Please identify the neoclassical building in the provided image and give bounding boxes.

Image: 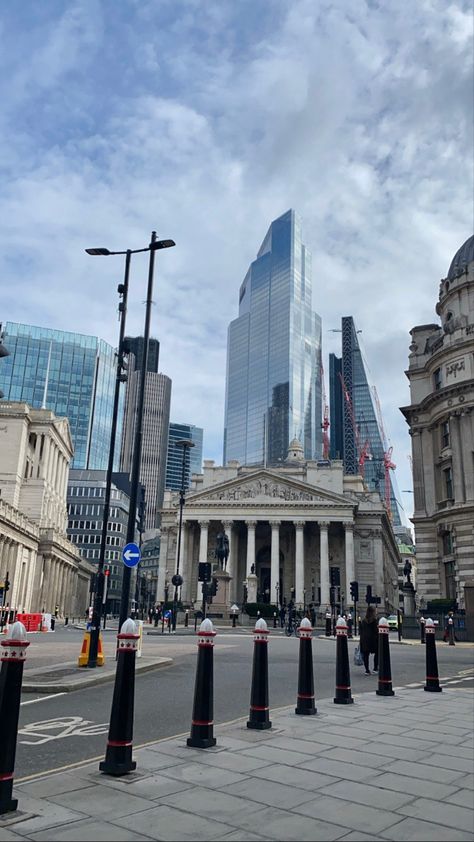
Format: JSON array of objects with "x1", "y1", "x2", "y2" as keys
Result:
[
  {"x1": 401, "y1": 234, "x2": 474, "y2": 609},
  {"x1": 159, "y1": 441, "x2": 401, "y2": 615},
  {"x1": 0, "y1": 402, "x2": 92, "y2": 615}
]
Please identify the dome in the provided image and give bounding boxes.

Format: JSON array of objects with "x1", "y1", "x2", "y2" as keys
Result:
[
  {"x1": 286, "y1": 437, "x2": 304, "y2": 462},
  {"x1": 447, "y1": 235, "x2": 474, "y2": 280}
]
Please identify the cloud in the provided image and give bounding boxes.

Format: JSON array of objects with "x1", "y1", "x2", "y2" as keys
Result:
[{"x1": 0, "y1": 0, "x2": 472, "y2": 523}]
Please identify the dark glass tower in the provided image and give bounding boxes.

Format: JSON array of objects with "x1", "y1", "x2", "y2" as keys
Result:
[
  {"x1": 224, "y1": 209, "x2": 322, "y2": 466},
  {"x1": 165, "y1": 422, "x2": 203, "y2": 491},
  {"x1": 329, "y1": 316, "x2": 402, "y2": 525}
]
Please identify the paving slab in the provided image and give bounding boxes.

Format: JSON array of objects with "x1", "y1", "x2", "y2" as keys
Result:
[
  {"x1": 26, "y1": 818, "x2": 154, "y2": 841},
  {"x1": 379, "y1": 816, "x2": 474, "y2": 841},
  {"x1": 111, "y1": 803, "x2": 236, "y2": 840},
  {"x1": 397, "y1": 796, "x2": 474, "y2": 833},
  {"x1": 293, "y1": 794, "x2": 402, "y2": 835},
  {"x1": 316, "y1": 779, "x2": 414, "y2": 811}
]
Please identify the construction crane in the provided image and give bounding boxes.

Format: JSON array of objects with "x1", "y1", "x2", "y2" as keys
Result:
[
  {"x1": 320, "y1": 361, "x2": 330, "y2": 460},
  {"x1": 338, "y1": 372, "x2": 371, "y2": 479},
  {"x1": 372, "y1": 386, "x2": 396, "y2": 520}
]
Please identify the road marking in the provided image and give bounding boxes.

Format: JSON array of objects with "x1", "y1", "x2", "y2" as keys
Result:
[
  {"x1": 21, "y1": 693, "x2": 66, "y2": 706},
  {"x1": 18, "y1": 716, "x2": 109, "y2": 745}
]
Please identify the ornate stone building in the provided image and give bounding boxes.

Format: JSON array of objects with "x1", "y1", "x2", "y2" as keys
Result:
[
  {"x1": 401, "y1": 235, "x2": 474, "y2": 609},
  {"x1": 159, "y1": 441, "x2": 400, "y2": 615},
  {"x1": 0, "y1": 402, "x2": 92, "y2": 615}
]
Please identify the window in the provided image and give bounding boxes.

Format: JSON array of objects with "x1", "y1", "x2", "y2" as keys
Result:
[
  {"x1": 442, "y1": 532, "x2": 453, "y2": 555},
  {"x1": 444, "y1": 467, "x2": 453, "y2": 500},
  {"x1": 445, "y1": 560, "x2": 456, "y2": 599},
  {"x1": 433, "y1": 368, "x2": 442, "y2": 391},
  {"x1": 441, "y1": 420, "x2": 450, "y2": 449}
]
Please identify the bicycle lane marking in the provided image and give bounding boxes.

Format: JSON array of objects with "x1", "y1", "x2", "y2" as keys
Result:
[{"x1": 18, "y1": 716, "x2": 109, "y2": 745}]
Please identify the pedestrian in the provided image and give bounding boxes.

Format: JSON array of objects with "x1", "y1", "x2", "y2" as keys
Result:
[
  {"x1": 309, "y1": 603, "x2": 316, "y2": 627},
  {"x1": 359, "y1": 605, "x2": 379, "y2": 675},
  {"x1": 279, "y1": 604, "x2": 286, "y2": 628},
  {"x1": 346, "y1": 609, "x2": 353, "y2": 638},
  {"x1": 443, "y1": 610, "x2": 457, "y2": 643}
]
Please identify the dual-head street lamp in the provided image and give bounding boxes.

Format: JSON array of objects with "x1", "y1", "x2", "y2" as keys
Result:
[
  {"x1": 171, "y1": 439, "x2": 195, "y2": 631},
  {"x1": 84, "y1": 232, "x2": 175, "y2": 667}
]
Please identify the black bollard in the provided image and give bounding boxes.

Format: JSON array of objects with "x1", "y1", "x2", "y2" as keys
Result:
[
  {"x1": 184, "y1": 609, "x2": 189, "y2": 628},
  {"x1": 273, "y1": 612, "x2": 277, "y2": 629},
  {"x1": 448, "y1": 615, "x2": 455, "y2": 646},
  {"x1": 295, "y1": 618, "x2": 316, "y2": 715},
  {"x1": 420, "y1": 615, "x2": 426, "y2": 644},
  {"x1": 376, "y1": 617, "x2": 394, "y2": 697},
  {"x1": 334, "y1": 616, "x2": 353, "y2": 705},
  {"x1": 325, "y1": 609, "x2": 332, "y2": 637},
  {"x1": 424, "y1": 618, "x2": 442, "y2": 693},
  {"x1": 187, "y1": 619, "x2": 216, "y2": 748},
  {"x1": 100, "y1": 618, "x2": 139, "y2": 775},
  {"x1": 347, "y1": 614, "x2": 353, "y2": 639},
  {"x1": 0, "y1": 622, "x2": 30, "y2": 814},
  {"x1": 232, "y1": 612, "x2": 237, "y2": 628},
  {"x1": 247, "y1": 618, "x2": 272, "y2": 730}
]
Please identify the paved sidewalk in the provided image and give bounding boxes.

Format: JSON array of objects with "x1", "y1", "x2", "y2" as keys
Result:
[{"x1": 1, "y1": 686, "x2": 472, "y2": 841}]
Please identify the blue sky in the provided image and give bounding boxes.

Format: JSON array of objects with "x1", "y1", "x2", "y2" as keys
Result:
[{"x1": 0, "y1": 0, "x2": 472, "y2": 524}]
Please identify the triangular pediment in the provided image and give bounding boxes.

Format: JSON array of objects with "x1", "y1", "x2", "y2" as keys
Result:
[
  {"x1": 53, "y1": 417, "x2": 74, "y2": 456},
  {"x1": 186, "y1": 469, "x2": 351, "y2": 507}
]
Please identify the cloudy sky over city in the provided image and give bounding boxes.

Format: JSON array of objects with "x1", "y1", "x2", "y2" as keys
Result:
[{"x1": 0, "y1": 0, "x2": 472, "y2": 523}]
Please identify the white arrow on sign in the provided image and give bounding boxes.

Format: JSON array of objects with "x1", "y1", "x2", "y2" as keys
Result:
[{"x1": 124, "y1": 549, "x2": 140, "y2": 562}]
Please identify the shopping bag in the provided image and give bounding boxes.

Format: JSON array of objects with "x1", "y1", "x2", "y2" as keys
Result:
[{"x1": 354, "y1": 645, "x2": 363, "y2": 666}]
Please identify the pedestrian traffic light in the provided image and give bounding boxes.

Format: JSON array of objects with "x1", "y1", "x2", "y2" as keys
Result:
[{"x1": 350, "y1": 581, "x2": 359, "y2": 601}]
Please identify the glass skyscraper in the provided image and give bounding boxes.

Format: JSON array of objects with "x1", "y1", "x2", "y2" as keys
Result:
[
  {"x1": 0, "y1": 322, "x2": 119, "y2": 470},
  {"x1": 224, "y1": 209, "x2": 322, "y2": 466},
  {"x1": 329, "y1": 316, "x2": 403, "y2": 526},
  {"x1": 166, "y1": 422, "x2": 203, "y2": 491}
]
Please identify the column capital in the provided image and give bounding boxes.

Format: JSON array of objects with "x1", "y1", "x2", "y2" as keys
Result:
[
  {"x1": 294, "y1": 520, "x2": 305, "y2": 529},
  {"x1": 198, "y1": 520, "x2": 210, "y2": 528},
  {"x1": 343, "y1": 522, "x2": 355, "y2": 532},
  {"x1": 245, "y1": 520, "x2": 257, "y2": 528},
  {"x1": 270, "y1": 520, "x2": 281, "y2": 529},
  {"x1": 222, "y1": 520, "x2": 233, "y2": 530},
  {"x1": 318, "y1": 520, "x2": 330, "y2": 529}
]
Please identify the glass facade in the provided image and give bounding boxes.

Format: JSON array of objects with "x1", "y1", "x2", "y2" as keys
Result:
[
  {"x1": 329, "y1": 316, "x2": 403, "y2": 526},
  {"x1": 224, "y1": 209, "x2": 322, "y2": 466},
  {"x1": 165, "y1": 422, "x2": 203, "y2": 490},
  {"x1": 0, "y1": 322, "x2": 119, "y2": 469}
]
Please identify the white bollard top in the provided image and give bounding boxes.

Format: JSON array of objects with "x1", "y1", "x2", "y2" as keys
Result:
[
  {"x1": 255, "y1": 618, "x2": 268, "y2": 631},
  {"x1": 425, "y1": 618, "x2": 434, "y2": 627},
  {"x1": 200, "y1": 618, "x2": 214, "y2": 633},
  {"x1": 231, "y1": 604, "x2": 239, "y2": 613},
  {"x1": 121, "y1": 618, "x2": 138, "y2": 635},
  {"x1": 299, "y1": 617, "x2": 312, "y2": 629},
  {"x1": 378, "y1": 616, "x2": 388, "y2": 627},
  {"x1": 7, "y1": 621, "x2": 27, "y2": 641},
  {"x1": 336, "y1": 616, "x2": 347, "y2": 628}
]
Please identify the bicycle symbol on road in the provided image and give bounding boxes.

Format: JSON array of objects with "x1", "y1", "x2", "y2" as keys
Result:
[{"x1": 18, "y1": 716, "x2": 109, "y2": 745}]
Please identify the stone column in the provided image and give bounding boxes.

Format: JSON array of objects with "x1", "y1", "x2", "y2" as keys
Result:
[
  {"x1": 40, "y1": 555, "x2": 50, "y2": 610},
  {"x1": 223, "y1": 520, "x2": 234, "y2": 587},
  {"x1": 9, "y1": 542, "x2": 21, "y2": 609},
  {"x1": 245, "y1": 521, "x2": 256, "y2": 577},
  {"x1": 319, "y1": 521, "x2": 330, "y2": 608},
  {"x1": 295, "y1": 521, "x2": 305, "y2": 606},
  {"x1": 451, "y1": 413, "x2": 466, "y2": 503},
  {"x1": 270, "y1": 521, "x2": 280, "y2": 606},
  {"x1": 0, "y1": 536, "x2": 6, "y2": 581},
  {"x1": 180, "y1": 522, "x2": 190, "y2": 602},
  {"x1": 157, "y1": 527, "x2": 170, "y2": 602},
  {"x1": 198, "y1": 520, "x2": 209, "y2": 564},
  {"x1": 373, "y1": 528, "x2": 384, "y2": 600},
  {"x1": 344, "y1": 523, "x2": 355, "y2": 601}
]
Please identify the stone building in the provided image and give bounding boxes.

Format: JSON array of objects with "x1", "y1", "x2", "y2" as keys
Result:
[
  {"x1": 0, "y1": 402, "x2": 92, "y2": 615},
  {"x1": 159, "y1": 441, "x2": 400, "y2": 616},
  {"x1": 401, "y1": 234, "x2": 474, "y2": 609}
]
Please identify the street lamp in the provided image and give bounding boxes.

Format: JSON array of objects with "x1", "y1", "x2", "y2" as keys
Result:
[
  {"x1": 171, "y1": 438, "x2": 195, "y2": 631},
  {"x1": 275, "y1": 580, "x2": 280, "y2": 607},
  {"x1": 85, "y1": 233, "x2": 175, "y2": 666}
]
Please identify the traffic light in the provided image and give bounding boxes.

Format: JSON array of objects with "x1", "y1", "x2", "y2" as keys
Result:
[
  {"x1": 210, "y1": 577, "x2": 218, "y2": 597},
  {"x1": 365, "y1": 584, "x2": 372, "y2": 603},
  {"x1": 330, "y1": 567, "x2": 340, "y2": 587},
  {"x1": 198, "y1": 562, "x2": 211, "y2": 582},
  {"x1": 350, "y1": 581, "x2": 359, "y2": 601}
]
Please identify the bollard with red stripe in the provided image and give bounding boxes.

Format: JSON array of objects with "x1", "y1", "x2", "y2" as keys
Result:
[
  {"x1": 334, "y1": 616, "x2": 353, "y2": 705},
  {"x1": 376, "y1": 617, "x2": 394, "y2": 697},
  {"x1": 0, "y1": 621, "x2": 30, "y2": 814},
  {"x1": 424, "y1": 618, "x2": 442, "y2": 693},
  {"x1": 187, "y1": 618, "x2": 217, "y2": 748},
  {"x1": 247, "y1": 618, "x2": 271, "y2": 729},
  {"x1": 295, "y1": 618, "x2": 316, "y2": 715},
  {"x1": 99, "y1": 618, "x2": 139, "y2": 775}
]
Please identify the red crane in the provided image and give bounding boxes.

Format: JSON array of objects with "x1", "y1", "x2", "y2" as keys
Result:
[
  {"x1": 321, "y1": 361, "x2": 330, "y2": 460},
  {"x1": 338, "y1": 372, "x2": 371, "y2": 478},
  {"x1": 372, "y1": 386, "x2": 396, "y2": 520}
]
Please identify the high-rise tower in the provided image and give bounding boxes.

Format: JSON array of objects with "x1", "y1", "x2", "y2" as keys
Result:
[
  {"x1": 223, "y1": 209, "x2": 322, "y2": 466},
  {"x1": 166, "y1": 422, "x2": 203, "y2": 491},
  {"x1": 329, "y1": 316, "x2": 403, "y2": 526}
]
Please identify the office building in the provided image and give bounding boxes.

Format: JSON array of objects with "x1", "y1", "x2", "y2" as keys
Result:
[
  {"x1": 401, "y1": 234, "x2": 474, "y2": 610},
  {"x1": 166, "y1": 422, "x2": 203, "y2": 491},
  {"x1": 223, "y1": 209, "x2": 322, "y2": 467},
  {"x1": 120, "y1": 337, "x2": 171, "y2": 531},
  {"x1": 329, "y1": 317, "x2": 403, "y2": 526},
  {"x1": 0, "y1": 322, "x2": 119, "y2": 470}
]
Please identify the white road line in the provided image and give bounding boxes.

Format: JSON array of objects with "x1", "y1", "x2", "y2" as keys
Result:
[{"x1": 21, "y1": 693, "x2": 66, "y2": 706}]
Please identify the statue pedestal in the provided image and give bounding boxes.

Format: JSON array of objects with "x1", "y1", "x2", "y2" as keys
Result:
[
  {"x1": 212, "y1": 569, "x2": 232, "y2": 609},
  {"x1": 247, "y1": 574, "x2": 258, "y2": 604},
  {"x1": 402, "y1": 583, "x2": 416, "y2": 617}
]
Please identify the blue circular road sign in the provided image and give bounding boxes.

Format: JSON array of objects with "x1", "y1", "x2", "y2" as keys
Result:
[{"x1": 122, "y1": 542, "x2": 141, "y2": 568}]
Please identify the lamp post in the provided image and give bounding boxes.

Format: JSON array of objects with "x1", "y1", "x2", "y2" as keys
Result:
[
  {"x1": 275, "y1": 580, "x2": 279, "y2": 607},
  {"x1": 171, "y1": 439, "x2": 195, "y2": 632}
]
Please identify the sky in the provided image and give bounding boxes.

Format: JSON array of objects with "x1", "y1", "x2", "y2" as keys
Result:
[{"x1": 0, "y1": 0, "x2": 472, "y2": 527}]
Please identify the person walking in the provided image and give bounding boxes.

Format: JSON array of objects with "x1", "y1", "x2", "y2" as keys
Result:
[
  {"x1": 279, "y1": 604, "x2": 286, "y2": 629},
  {"x1": 359, "y1": 605, "x2": 379, "y2": 675}
]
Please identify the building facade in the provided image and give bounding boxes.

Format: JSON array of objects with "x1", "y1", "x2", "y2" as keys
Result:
[
  {"x1": 329, "y1": 317, "x2": 403, "y2": 526},
  {"x1": 0, "y1": 322, "x2": 119, "y2": 470},
  {"x1": 401, "y1": 234, "x2": 474, "y2": 610},
  {"x1": 120, "y1": 337, "x2": 171, "y2": 531},
  {"x1": 166, "y1": 422, "x2": 203, "y2": 491},
  {"x1": 67, "y1": 470, "x2": 131, "y2": 616},
  {"x1": 0, "y1": 402, "x2": 92, "y2": 615},
  {"x1": 223, "y1": 209, "x2": 322, "y2": 468},
  {"x1": 159, "y1": 442, "x2": 400, "y2": 616}
]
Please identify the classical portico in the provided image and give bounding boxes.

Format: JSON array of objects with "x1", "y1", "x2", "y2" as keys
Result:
[{"x1": 160, "y1": 459, "x2": 401, "y2": 615}]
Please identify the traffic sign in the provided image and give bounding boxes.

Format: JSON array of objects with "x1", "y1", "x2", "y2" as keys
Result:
[{"x1": 122, "y1": 542, "x2": 141, "y2": 567}]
